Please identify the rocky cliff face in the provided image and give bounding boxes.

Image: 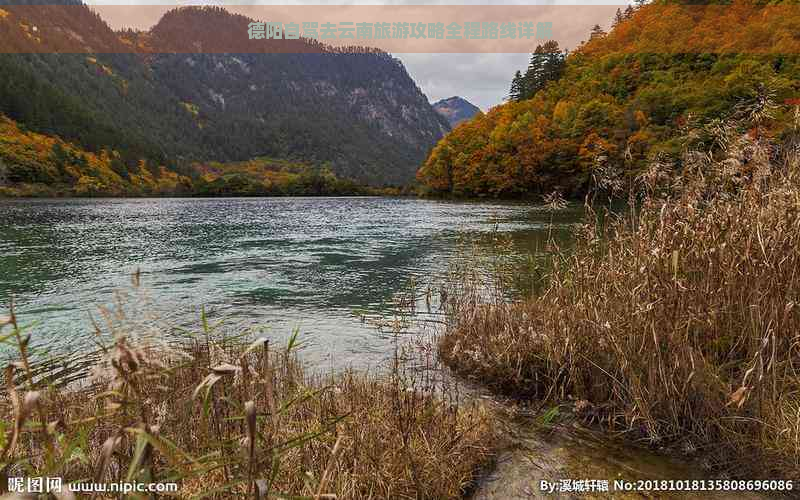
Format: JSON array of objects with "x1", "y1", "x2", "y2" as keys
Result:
[
  {"x1": 0, "y1": 4, "x2": 450, "y2": 185},
  {"x1": 433, "y1": 96, "x2": 481, "y2": 127}
]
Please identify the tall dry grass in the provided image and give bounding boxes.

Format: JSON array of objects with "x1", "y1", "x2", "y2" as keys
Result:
[
  {"x1": 439, "y1": 99, "x2": 800, "y2": 478},
  {"x1": 0, "y1": 280, "x2": 496, "y2": 498}
]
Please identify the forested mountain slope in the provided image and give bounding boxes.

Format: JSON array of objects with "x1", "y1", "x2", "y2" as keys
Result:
[
  {"x1": 0, "y1": 3, "x2": 449, "y2": 194},
  {"x1": 417, "y1": 0, "x2": 800, "y2": 198}
]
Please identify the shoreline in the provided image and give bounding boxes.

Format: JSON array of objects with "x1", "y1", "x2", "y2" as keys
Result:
[{"x1": 434, "y1": 114, "x2": 800, "y2": 485}]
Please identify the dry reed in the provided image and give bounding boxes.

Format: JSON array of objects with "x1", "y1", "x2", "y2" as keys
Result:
[
  {"x1": 439, "y1": 99, "x2": 800, "y2": 478},
  {"x1": 0, "y1": 289, "x2": 496, "y2": 498}
]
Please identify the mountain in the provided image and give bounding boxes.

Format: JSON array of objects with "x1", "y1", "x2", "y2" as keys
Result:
[
  {"x1": 432, "y1": 97, "x2": 481, "y2": 127},
  {"x1": 0, "y1": 4, "x2": 449, "y2": 194},
  {"x1": 417, "y1": 1, "x2": 800, "y2": 198}
]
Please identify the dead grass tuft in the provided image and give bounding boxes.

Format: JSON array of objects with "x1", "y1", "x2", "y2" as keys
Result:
[
  {"x1": 0, "y1": 299, "x2": 496, "y2": 498},
  {"x1": 439, "y1": 100, "x2": 800, "y2": 478}
]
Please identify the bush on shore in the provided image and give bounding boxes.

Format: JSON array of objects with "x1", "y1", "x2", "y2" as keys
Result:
[
  {"x1": 439, "y1": 101, "x2": 800, "y2": 478},
  {"x1": 0, "y1": 293, "x2": 496, "y2": 498}
]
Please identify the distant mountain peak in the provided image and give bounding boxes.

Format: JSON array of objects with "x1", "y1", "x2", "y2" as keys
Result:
[{"x1": 432, "y1": 96, "x2": 480, "y2": 127}]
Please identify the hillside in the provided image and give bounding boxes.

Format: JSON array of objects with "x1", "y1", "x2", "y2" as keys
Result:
[
  {"x1": 0, "y1": 115, "x2": 192, "y2": 197},
  {"x1": 433, "y1": 97, "x2": 481, "y2": 127},
  {"x1": 0, "y1": 113, "x2": 396, "y2": 197},
  {"x1": 417, "y1": 0, "x2": 800, "y2": 198},
  {"x1": 0, "y1": 4, "x2": 449, "y2": 194}
]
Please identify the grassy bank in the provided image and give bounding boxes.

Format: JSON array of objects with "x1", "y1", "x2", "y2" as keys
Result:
[
  {"x1": 439, "y1": 102, "x2": 800, "y2": 478},
  {"x1": 0, "y1": 293, "x2": 496, "y2": 498}
]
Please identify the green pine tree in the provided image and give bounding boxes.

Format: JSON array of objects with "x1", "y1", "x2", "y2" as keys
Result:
[
  {"x1": 521, "y1": 45, "x2": 545, "y2": 100},
  {"x1": 508, "y1": 70, "x2": 523, "y2": 101},
  {"x1": 613, "y1": 8, "x2": 625, "y2": 27},
  {"x1": 624, "y1": 5, "x2": 635, "y2": 19},
  {"x1": 517, "y1": 41, "x2": 565, "y2": 101},
  {"x1": 589, "y1": 24, "x2": 607, "y2": 41}
]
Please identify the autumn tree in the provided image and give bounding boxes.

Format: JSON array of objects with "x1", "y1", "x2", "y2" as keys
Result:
[
  {"x1": 419, "y1": 1, "x2": 800, "y2": 199},
  {"x1": 110, "y1": 156, "x2": 130, "y2": 180}
]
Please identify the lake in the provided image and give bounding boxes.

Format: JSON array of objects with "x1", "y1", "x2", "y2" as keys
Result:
[
  {"x1": 0, "y1": 197, "x2": 580, "y2": 369},
  {"x1": 5, "y1": 197, "x2": 764, "y2": 493}
]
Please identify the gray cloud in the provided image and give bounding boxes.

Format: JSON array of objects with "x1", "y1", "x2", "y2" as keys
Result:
[
  {"x1": 398, "y1": 52, "x2": 530, "y2": 110},
  {"x1": 397, "y1": 1, "x2": 619, "y2": 110}
]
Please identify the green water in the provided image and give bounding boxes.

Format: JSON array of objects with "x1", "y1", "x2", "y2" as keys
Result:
[{"x1": 0, "y1": 196, "x2": 580, "y2": 367}]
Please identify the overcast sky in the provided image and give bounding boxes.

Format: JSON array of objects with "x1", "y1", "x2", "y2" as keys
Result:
[{"x1": 89, "y1": 0, "x2": 626, "y2": 110}]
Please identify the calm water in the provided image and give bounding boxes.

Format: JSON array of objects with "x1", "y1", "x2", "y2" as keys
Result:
[{"x1": 0, "y1": 197, "x2": 579, "y2": 368}]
